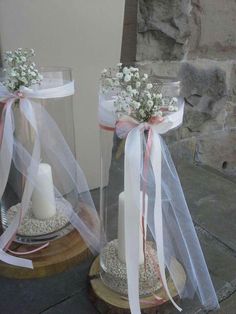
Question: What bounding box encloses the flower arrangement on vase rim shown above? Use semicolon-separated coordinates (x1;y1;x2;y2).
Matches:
2;48;43;92
101;63;178;124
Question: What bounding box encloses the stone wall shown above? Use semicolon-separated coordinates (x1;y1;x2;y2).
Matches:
189;0;236;60
137;0;192;61
137;0;236;61
136;0;236;178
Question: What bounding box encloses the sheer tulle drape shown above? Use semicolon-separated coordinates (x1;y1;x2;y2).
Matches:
99;91;219;313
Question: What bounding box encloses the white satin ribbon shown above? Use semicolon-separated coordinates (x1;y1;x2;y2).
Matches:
0;81;78;268
122;102;184;313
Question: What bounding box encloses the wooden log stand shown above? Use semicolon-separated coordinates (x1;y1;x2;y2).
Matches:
89;256;183;314
0;229;90;279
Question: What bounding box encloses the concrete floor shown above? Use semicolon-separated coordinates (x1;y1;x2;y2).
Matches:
0;162;236;314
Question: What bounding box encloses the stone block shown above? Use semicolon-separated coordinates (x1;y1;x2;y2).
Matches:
137;0;236;61
225;101;236;130
195;130;236;177
136;60;181;78
180;97;227;138
189;0;236;60
168;136;197;163
179;62;227;101
230;63;236;99
137;0;192;61
136;59;236;98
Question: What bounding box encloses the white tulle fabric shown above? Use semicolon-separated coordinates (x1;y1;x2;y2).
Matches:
99;93;219;313
0;81;100;268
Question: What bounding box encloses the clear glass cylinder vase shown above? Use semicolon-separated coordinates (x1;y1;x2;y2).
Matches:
99;77;182;297
0;67;77;244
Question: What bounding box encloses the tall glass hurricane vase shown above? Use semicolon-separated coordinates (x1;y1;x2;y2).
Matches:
98;72;219;314
0;67;78;244
99;78;181;297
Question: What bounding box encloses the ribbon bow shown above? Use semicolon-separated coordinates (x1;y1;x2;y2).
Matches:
0;81;100;268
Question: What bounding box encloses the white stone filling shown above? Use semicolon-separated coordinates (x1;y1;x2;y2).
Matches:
7;199;70;236
100;239;162;296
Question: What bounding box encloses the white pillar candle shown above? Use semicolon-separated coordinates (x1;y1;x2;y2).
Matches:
31;163;56;220
117;191;148;265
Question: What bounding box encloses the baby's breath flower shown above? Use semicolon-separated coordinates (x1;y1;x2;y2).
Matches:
127;85;132;92
124;74;131;82
147;83;153;90
147;100;154;108
121;90;127;97
132;101;140;109
139;109;146;118
136;81;141;88
2;48;43;91
100;65;178;122
130;67;139;72
168;105;175;111
10;70;17;77
131;89;138;96
116;72;123;79
123;67;130;75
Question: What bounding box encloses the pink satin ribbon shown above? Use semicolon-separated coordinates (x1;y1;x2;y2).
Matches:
142;126;152;268
7;242;49;255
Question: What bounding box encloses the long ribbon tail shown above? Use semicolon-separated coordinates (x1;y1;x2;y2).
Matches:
124;127;142;314
0;100;33;268
0;98;41;269
142;128;153;267
150;131;182;312
8;242;49;255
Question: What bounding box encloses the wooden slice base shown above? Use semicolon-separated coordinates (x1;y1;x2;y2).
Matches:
89;256;181;314
0;229;90;279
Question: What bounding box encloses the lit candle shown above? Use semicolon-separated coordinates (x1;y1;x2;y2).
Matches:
31;163;56;220
117;191;147;265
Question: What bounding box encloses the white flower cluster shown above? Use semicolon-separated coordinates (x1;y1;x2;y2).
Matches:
101;64;178;123
3;48;43;92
